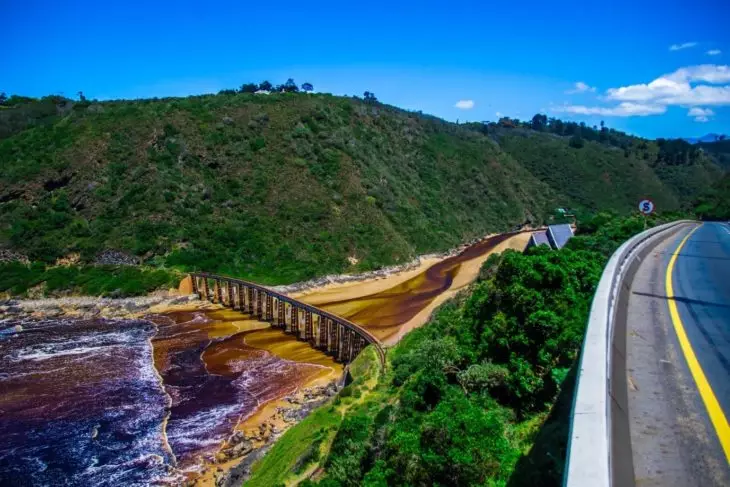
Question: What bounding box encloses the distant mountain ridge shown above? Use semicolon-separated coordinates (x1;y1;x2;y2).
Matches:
683;133;727;144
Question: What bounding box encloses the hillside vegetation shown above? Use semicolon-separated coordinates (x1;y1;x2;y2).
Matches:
0;90;725;293
696;173;730;220
257;215;666;486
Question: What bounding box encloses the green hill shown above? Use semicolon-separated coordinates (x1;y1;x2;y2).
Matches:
0;92;724;290
0;93;558;285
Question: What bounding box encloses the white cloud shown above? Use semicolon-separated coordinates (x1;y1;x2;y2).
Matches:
688;107;714;116
605;64;730;106
707;49;722;56
556;102;666;117
669;42;698;51
565;81;596;94
455;100;475;110
554;64;730;118
688;107;715;122
495;111;503;118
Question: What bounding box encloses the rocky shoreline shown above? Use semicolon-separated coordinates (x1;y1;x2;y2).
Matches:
0;293;201;320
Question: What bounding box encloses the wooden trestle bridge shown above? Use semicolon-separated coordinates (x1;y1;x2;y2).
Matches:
190;273;385;368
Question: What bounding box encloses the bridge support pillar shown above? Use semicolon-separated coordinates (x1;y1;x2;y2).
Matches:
304;311;314;343
277;300;285;328
337;326;350;362
328;320;337;355
291;306;300;336
191;275;199;295
215;279;223;304
266;294;273;321
227;281;234;307
237;283;244;310
201;277;210;301
256;289;264;319
317;316;327;350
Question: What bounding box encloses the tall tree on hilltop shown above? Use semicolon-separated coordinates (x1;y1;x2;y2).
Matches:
302;82;314;93
282;78;299;93
363;91;377;103
531;113;547;131
240;83;258;93
258;80;273;91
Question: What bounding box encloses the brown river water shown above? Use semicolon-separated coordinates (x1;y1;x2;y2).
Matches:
302;232;525;343
0;231;529;486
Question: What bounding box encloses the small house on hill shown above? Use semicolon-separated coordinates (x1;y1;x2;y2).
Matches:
526;224;574;251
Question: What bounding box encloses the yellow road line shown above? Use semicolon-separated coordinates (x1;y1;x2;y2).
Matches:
666;223;730;463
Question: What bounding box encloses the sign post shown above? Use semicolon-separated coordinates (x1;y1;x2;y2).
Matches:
639;199;655;229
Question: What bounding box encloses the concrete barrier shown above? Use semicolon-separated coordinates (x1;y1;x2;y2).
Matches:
564;220;696;487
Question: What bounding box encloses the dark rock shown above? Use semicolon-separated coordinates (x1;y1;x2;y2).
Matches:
0;249;30;264
94;250;139;266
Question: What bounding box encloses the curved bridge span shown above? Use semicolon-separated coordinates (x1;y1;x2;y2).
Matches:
189;273;385;369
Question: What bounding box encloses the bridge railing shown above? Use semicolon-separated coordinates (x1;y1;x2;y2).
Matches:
189;272;386;369
564;220;694;487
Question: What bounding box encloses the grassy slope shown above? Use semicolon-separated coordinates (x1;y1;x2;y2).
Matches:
245;346;381;486
0;93;558;286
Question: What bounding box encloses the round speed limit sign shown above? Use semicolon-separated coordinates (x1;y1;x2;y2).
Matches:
639;199;654;215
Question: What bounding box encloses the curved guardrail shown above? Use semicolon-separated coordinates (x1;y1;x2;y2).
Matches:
564;220;695;487
189;272;386;369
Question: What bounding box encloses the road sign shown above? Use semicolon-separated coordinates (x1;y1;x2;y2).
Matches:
639;199;654;215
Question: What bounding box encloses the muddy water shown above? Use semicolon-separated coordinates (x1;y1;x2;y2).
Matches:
146;310;335;476
0;310;338;485
303;232;522;342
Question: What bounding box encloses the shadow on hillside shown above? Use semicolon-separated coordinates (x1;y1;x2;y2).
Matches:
506;363;578;487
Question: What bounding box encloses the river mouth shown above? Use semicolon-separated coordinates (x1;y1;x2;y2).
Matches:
0;232;530;485
0;309;340;486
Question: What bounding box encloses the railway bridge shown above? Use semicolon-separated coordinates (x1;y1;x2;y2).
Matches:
189;272;385;368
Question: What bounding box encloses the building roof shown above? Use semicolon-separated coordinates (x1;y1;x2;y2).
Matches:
528;231;551;248
547;223;574;249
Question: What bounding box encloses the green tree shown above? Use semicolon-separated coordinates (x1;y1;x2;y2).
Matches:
531;113;547;131
302;82;314;92
0;92;7;105
282;78;299;93
418;392;515;485
240;83;258;93
363;91;377;103
258;80;273;91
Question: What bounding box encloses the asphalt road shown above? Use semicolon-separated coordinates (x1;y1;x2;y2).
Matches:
626;222;730;487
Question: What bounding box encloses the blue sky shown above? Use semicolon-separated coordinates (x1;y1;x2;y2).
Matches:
3;0;729;138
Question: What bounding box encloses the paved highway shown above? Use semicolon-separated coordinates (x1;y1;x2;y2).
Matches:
626;222;730;486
